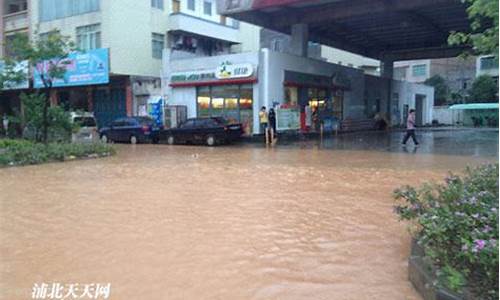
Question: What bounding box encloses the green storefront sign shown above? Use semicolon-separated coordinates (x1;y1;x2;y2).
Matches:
171;71;216;83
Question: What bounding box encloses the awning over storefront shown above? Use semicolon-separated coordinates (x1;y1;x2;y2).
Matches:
449;103;499;110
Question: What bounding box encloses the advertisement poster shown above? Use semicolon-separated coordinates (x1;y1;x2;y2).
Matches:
276;108;300;131
33;48;109;88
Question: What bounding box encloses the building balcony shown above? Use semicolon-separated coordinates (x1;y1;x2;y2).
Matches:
3;10;29;32
168;13;239;44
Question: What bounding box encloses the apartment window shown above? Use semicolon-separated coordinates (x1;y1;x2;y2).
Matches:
39;0;100;22
172;0;180;13
393;67;407;80
151;0;164;9
188;0;196;11
480;56;497;70
412;64;427;77
204;1;212;15
76;24;101;51
5;34;21;57
7;1;28;14
152;33;165;59
231;19;240;29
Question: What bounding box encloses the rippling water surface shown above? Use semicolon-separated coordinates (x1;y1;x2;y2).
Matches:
1;141;496;300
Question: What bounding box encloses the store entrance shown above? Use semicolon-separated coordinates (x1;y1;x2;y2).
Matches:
197;84;254;135
307;87;344;132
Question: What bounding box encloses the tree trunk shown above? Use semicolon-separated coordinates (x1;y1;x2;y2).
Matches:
42;86;51;144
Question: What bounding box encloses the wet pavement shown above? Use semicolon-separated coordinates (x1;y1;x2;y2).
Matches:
0;129;498;300
273;128;499;157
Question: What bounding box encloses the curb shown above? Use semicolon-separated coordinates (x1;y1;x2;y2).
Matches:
408;239;471;300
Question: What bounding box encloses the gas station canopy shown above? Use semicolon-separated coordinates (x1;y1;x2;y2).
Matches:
217;0;472;61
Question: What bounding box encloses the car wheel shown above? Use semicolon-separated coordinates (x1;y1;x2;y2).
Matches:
130;135;138;144
167;135;175;145
206;135;216;146
101;134;109;143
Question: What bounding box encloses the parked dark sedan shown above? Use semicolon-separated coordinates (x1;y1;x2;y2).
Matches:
99;117;160;144
160;117;243;146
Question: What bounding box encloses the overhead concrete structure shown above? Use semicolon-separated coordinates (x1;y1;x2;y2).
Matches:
216;0;472;61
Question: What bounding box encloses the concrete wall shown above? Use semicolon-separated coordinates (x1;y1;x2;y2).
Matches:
31;0;168;77
103;0;168;77
429;57;476;95
392;80;434;125
433;106;459;125
364;75;390;119
259;28;322;60
235;22;260;53
321;46;379;70
262;49;366;119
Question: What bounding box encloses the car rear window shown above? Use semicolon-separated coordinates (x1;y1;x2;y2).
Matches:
135;117;154;126
197;119;217;127
74;117;97;127
212;117;230;125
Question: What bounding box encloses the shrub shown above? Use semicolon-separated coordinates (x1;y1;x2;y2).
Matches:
0;139;115;167
20;93;74;143
394;164;499;299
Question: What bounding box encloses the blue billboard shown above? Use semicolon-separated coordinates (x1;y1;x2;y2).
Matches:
33;48;109;88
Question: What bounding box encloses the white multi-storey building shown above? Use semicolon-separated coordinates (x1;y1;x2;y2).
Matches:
1;0;261;125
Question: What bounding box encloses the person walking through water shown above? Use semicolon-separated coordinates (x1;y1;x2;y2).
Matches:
402;109;419;146
268;108;277;144
259;106;269;143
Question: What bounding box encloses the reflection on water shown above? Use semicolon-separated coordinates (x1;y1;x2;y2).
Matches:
0;143;496;300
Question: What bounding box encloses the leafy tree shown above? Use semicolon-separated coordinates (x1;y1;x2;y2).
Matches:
20;93;72;142
424;75;449;106
449;0;499;59
468;75;498;102
450;90;467;104
4;31;75;143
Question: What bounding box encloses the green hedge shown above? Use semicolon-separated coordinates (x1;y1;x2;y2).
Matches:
0;139;115;167
394;164;499;299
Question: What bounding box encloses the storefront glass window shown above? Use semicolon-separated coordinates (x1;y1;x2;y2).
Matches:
211;97;224;116
308;88;327;110
284;86;298;107
196;84;254;135
240;84;253;136
197;86;211;117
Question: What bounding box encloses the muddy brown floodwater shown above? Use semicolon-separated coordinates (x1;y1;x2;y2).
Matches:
0;144;496;300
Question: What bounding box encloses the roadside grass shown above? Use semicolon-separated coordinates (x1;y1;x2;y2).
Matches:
0;139;115;167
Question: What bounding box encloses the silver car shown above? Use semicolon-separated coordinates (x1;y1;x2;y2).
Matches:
71;112;99;143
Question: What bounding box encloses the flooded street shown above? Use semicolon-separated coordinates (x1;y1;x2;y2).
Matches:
1;130;497;300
